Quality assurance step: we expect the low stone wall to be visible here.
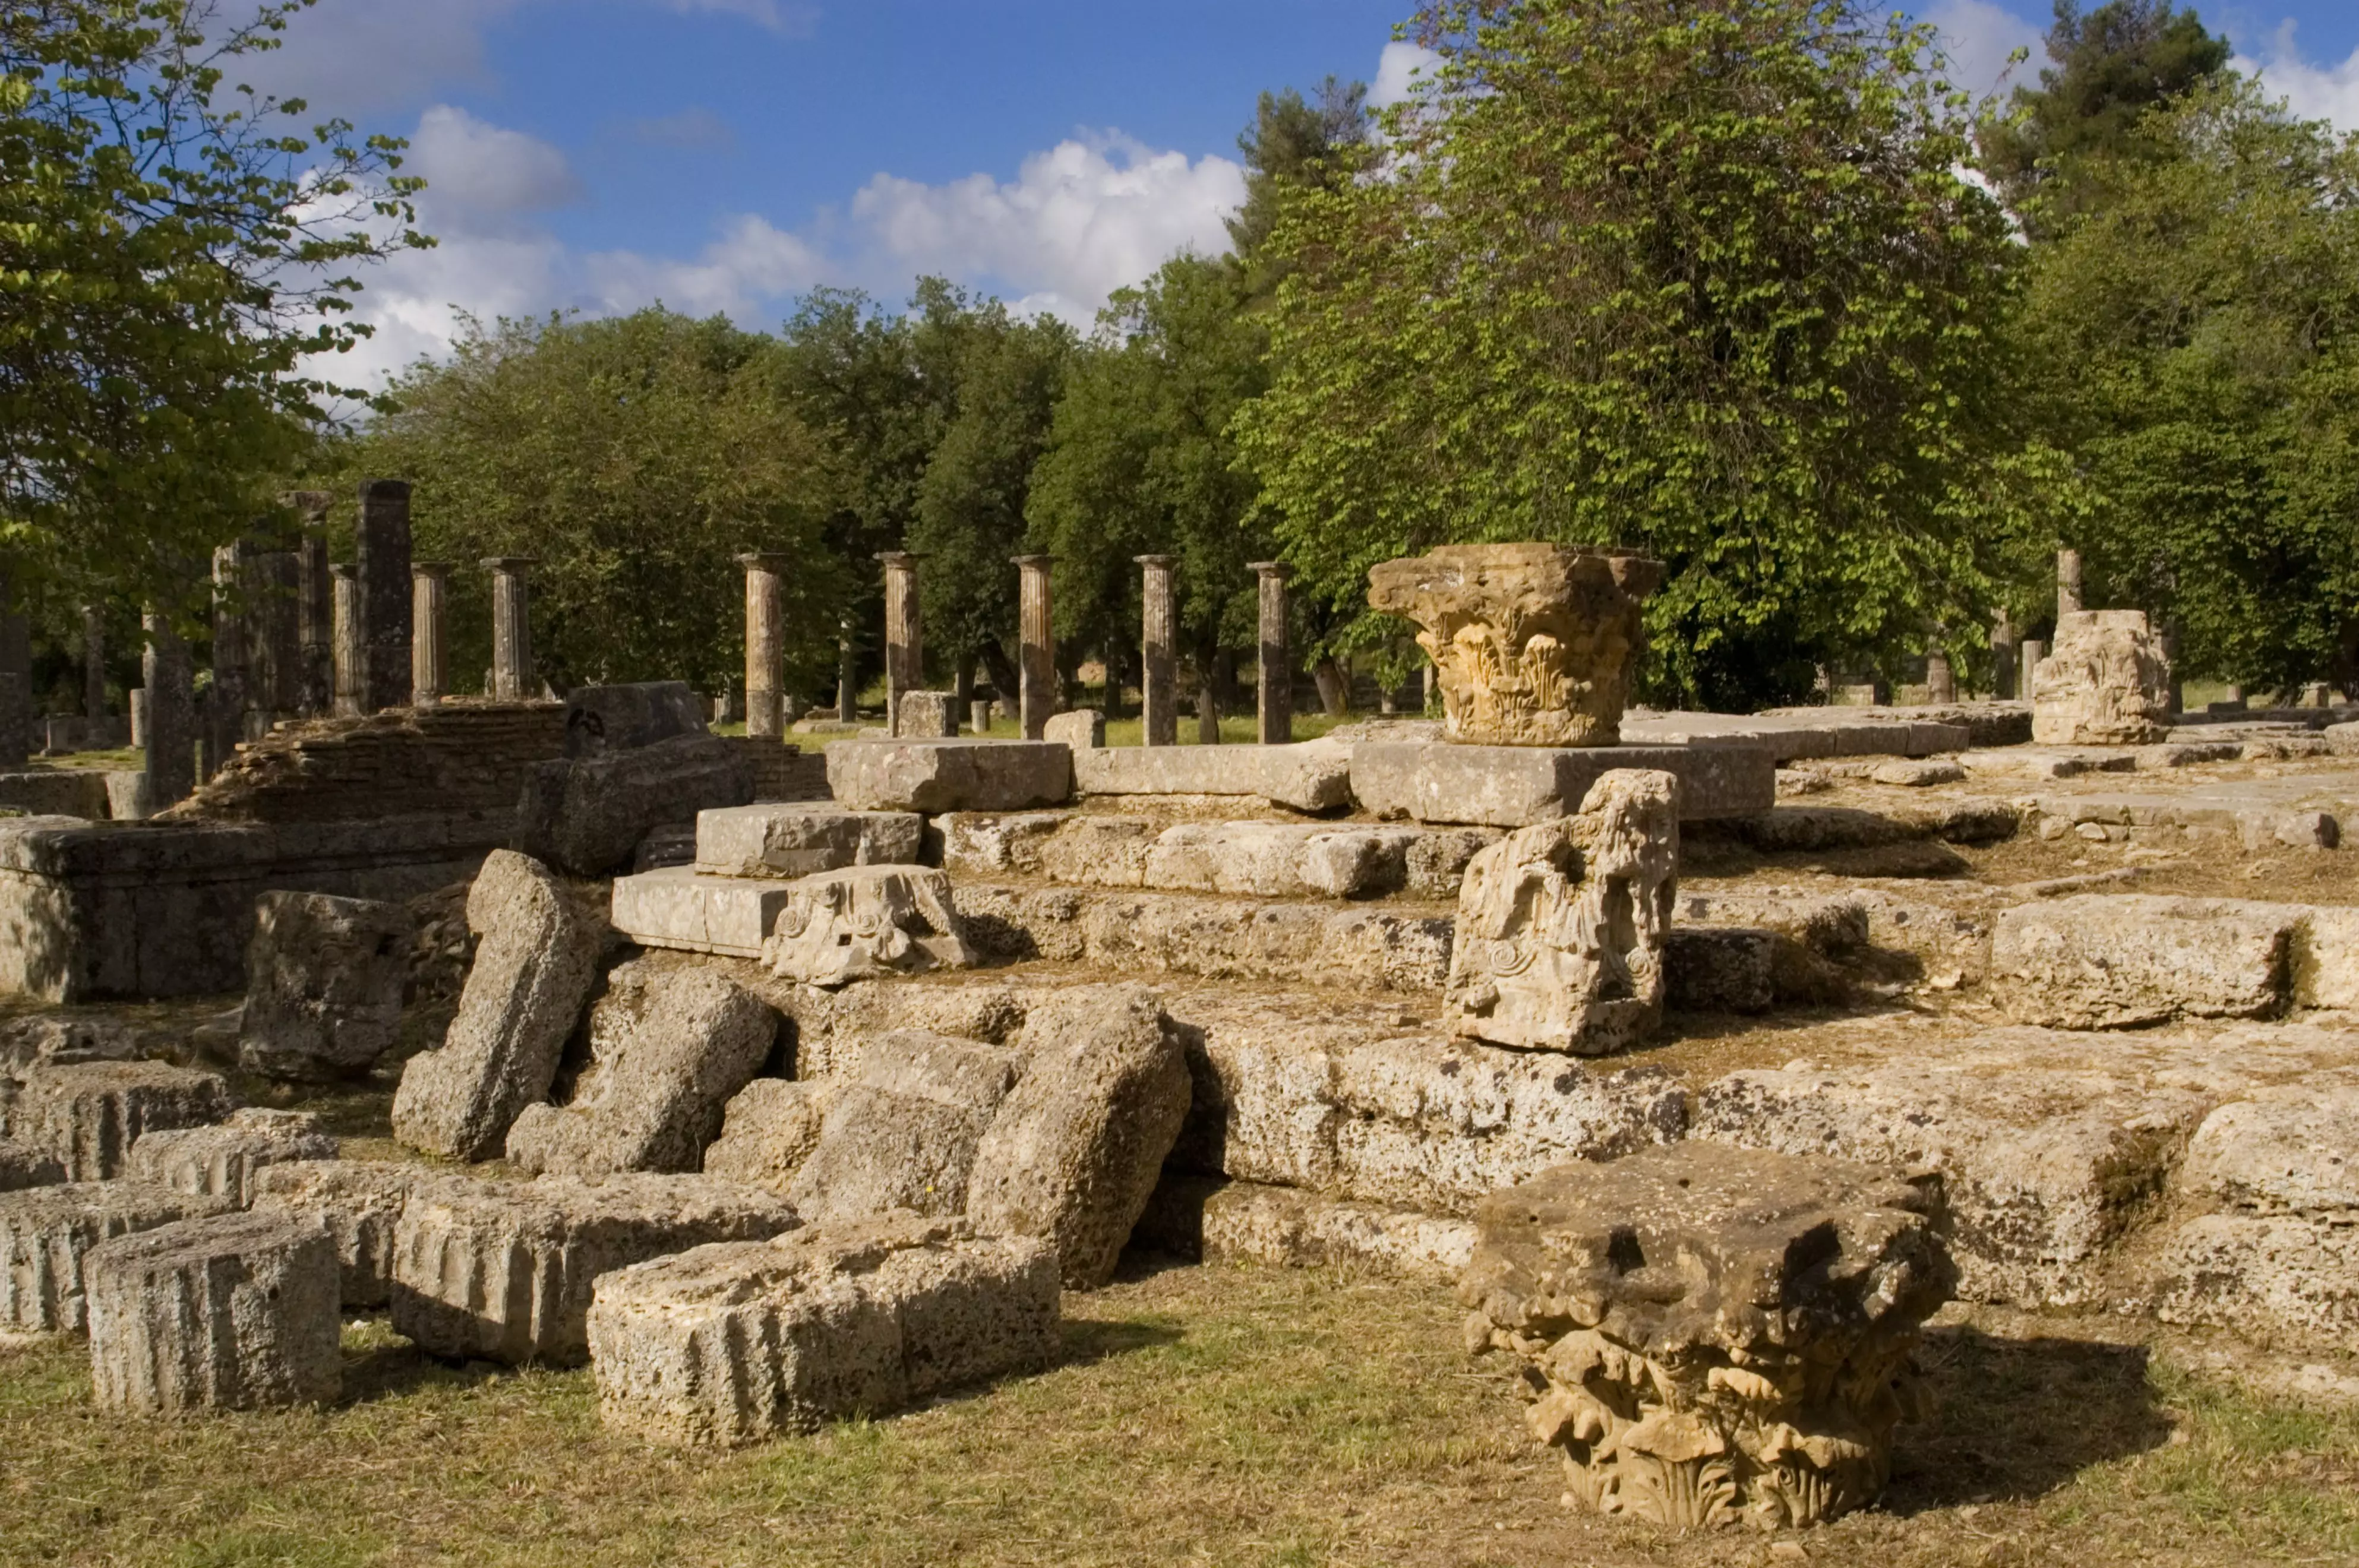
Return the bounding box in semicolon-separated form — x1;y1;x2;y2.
0;771;115;820
165;701;569;824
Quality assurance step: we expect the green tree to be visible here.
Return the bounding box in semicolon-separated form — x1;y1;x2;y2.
1227;79;1372;298
1237;0;2029;711
317;308;840;696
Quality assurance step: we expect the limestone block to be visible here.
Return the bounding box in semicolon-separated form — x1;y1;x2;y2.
391;850;604;1162
561;681;708;758
1403;827;1503;899
1989;895;2294;1029
2293;905;2359;1009
788;1032;1022;1222
1134;820;1419;900
17;1060;232;1181
1366;545;1662;747
700;1079;835;1192
693;804;923;879
125;1108;336;1206
611;868;795;959
2180;1085;2359;1214
389;1172;798;1366
1349;741;1772;826
1445;770;1679;1055
826;739;1072;813
506;969;776;1177
966;984;1192;1288
1034;816;1154;886
1461;1143;1951;1530
1662;928;1776;1015
896;690;959;739
2030;610;2172;746
768;978;1031;1082
933;811;1068;877
236;891;412;1080
1068;741;1353;813
250;1159;418;1308
587;1215;1060;1446
86;1211;341;1413
0;1181;235;1332
1043;709;1103;750
2144;1213;2359;1349
0;1137;64;1191
1138;1175;1476;1282
763;866;974;988
517;732;755;877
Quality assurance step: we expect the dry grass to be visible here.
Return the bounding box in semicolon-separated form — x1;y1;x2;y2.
1;1260;2355;1568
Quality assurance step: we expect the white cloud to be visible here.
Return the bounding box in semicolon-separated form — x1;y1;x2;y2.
226;0;525;115
1371;41;1441;110
1919;0;2044;101
406;106;582;224
582;214;829;317
659;0;820;35
2236;25;2359;135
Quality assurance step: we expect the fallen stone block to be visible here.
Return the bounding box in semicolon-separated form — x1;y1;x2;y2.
518;732;755;878
1351;739;1771;827
700;1079;835;1192
588;1215;1060;1446
389;1172;798;1366
1989;895;2294;1029
610;868;795;959
15;1060;232;1181
788;1032;1022;1222
391;850;604;1162
1871;758;1965;787
506;969;776;1177
125;1108;336;1206
250;1159;419;1309
1663;927;1776;1014
768;978;1032;1081
764;866;974;987
694;804;923;879
1070;742;1352;813
1043;709;1103;750
2178;1084;2359;1215
0;1181;236;1332
86;1211;341;1413
826;739;1072;814
1138;1174;1476;1282
896;690;960;739
2143;1213;2359;1350
1461;1143;1951;1529
561;681;709;757
235;891;413;1082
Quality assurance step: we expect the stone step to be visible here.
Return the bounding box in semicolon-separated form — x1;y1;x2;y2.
1070;741;1354;814
935;811;1493;902
1349;740;1773;826
611;868;796;959
693;803;921;879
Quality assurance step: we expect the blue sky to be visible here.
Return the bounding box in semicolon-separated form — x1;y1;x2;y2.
240;0;2359;386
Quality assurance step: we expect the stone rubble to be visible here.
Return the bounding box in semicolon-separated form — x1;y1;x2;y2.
0;1181;237;1332
787;1031;1021;1221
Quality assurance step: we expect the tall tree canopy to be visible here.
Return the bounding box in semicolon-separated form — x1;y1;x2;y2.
1239;0;2028;710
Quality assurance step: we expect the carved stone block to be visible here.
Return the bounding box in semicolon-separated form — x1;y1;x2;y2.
763;866;974;989
2030;610;2171;745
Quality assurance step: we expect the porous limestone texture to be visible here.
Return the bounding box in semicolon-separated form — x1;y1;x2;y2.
0;1181;235;1332
1461;1144;1952;1530
236;890;412;1080
896;690;959;739
12;1060;232;1181
125;1108;336;1206
1445;771;1679;1055
0;1137;64;1191
826;739;1072;814
1989;895;2292;1029
2030;609;2172;746
86;1210;341;1413
1069;742;1353;814
1350;740;1772;827
610;868;794;959
506;969;777;1177
1366;545;1662;747
391;850;602;1162
1662;928;1777;1015
769;979;1034;1082
518;732;756;878
1042;709;1103;750
940;814;1457;902
1139;1175;1477;1282
250;1159;418;1308
700;1079;835;1192
694;803;923;879
966;984;1192;1288
389;1172;798;1366
788;1032;1021;1221
587;1215;1060;1446
763;866;974;988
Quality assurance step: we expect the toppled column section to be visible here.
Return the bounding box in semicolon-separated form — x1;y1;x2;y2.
0;1181;236;1332
1461;1144;1953;1530
2030;609;2171;745
1445;770;1678;1054
1368;544;1662;747
251;1159;418;1309
789;1030;1021;1220
124;1108;336;1206
13;1061;233;1181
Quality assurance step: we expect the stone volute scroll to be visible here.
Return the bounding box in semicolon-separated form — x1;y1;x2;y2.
1367;544;1664;748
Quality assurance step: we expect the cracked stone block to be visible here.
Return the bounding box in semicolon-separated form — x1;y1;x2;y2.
125;1108;337;1207
250;1160;421;1310
0;1181;236;1332
700;1079;835;1193
610;868;796;959
788;1032;1021;1222
826;739;1072;814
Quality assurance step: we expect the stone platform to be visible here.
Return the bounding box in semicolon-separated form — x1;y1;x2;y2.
1350;741;1773;825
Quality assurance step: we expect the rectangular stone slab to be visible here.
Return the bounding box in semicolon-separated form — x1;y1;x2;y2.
611;869;796;959
1349;742;1773;826
825;739;1072;813
693;804;923;878
1069;742;1353;813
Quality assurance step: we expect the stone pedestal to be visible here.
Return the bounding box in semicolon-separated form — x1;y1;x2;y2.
898;689;958;738
970;698;993;733
2018;638;2045;694
836;618;857;724
1015;554;1054;742
484;557;535;701
329;565;361;717
1366;544;1662;747
1461;1143;1953;1530
738;552;790;739
141;609;196;808
879;552;922;735
355;479;412;713
1251;561;1291;745
129;688;147;750
1138;555;1177;748
2031;610;2171;746
410;562;450;706
287;490;333;716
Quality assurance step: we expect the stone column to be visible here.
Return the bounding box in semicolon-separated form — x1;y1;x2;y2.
142;609;195;808
484;557;535;701
836;618;857;724
878;552;923;735
248;545;301;723
1250;561;1292;745
329;565;362;717
410;562;451;707
355;479;413;713
738;552;790;739
288;491;333;716
2057;549;2083;618
1991;608;2018;702
130;688;147;750
1926;651;1955;705
2020;637;2046;698
1137;555;1177;748
2161;624;2184;716
1014;555;1054;742
83;605;106;721
205;543;250;777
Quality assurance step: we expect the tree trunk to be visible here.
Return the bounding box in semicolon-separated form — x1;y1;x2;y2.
980;641;1021;713
1313;655;1350;718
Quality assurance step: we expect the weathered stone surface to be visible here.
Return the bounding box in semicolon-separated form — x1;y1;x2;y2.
561;681;708;758
0;1181;235;1332
86;1211;341;1412
966;985;1191;1288
610;868;794;959
517;733;755;878
0;1137;64;1191
827;739;1072;814
764;866;974;988
506;969;776;1177
391;850;604;1162
588;1215;1060;1446
125;1108;336;1206
1350;741;1772;826
1461;1144;1952;1529
2180;1084;2359;1214
1138;1174;1477;1282
1445;771;1678;1055
1069;741;1353;813
788;1032;1021;1222
896;690;959;739
237;890;412;1080
938;812;1462;901
389;1172;798;1366
700;1079;834;1192
15;1060;232;1181
1366;545;1662;747
2031;609;2172;746
694;804;923;879
250;1159;418;1308
1663;928;1776;1015
1989;895;2294;1029
1043;709;1103;750
767;979;1032;1081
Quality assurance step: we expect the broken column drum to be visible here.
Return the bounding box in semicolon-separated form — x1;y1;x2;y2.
738;552;791;739
141;608;196;809
2030;609;2171;746
1250;561;1291;746
1015;555;1054;741
879;552;922;736
289;490;333;716
1367;544;1664;748
1138;554;1178;748
355;479;413;714
329;565;362;717
485;557;535;701
411;561;451;707
1991;608;2017;702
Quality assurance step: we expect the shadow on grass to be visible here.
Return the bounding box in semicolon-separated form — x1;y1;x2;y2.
1883;1325;2172;1512
339;1332;513;1406
1056;1316;1184;1371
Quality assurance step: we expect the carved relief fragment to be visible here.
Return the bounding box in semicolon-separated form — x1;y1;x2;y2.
763;866;974;989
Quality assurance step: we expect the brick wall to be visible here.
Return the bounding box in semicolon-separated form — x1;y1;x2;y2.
165;700;569;824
